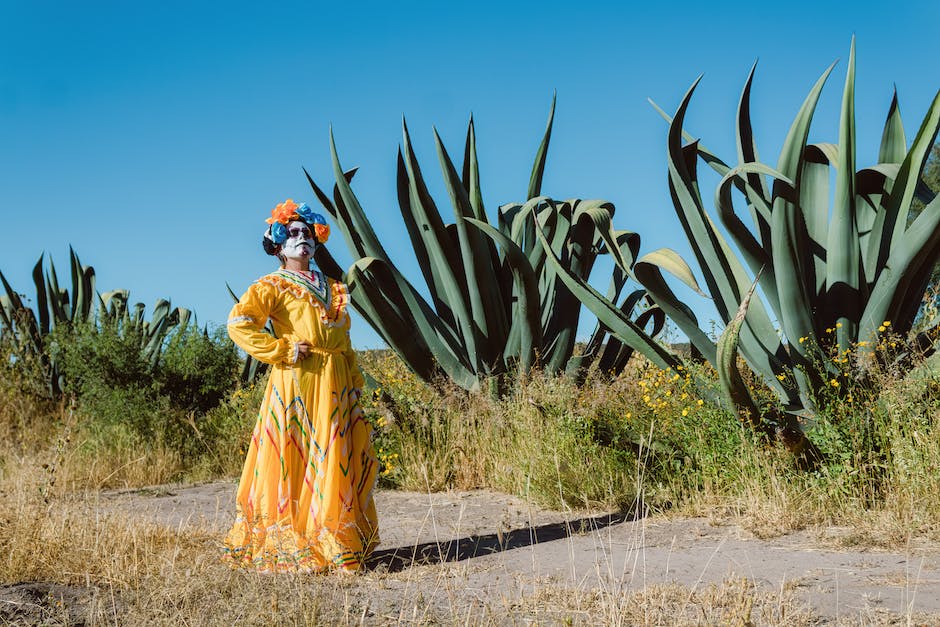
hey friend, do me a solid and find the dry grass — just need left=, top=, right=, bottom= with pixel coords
left=0, top=447, right=828, bottom=626
left=2, top=347, right=940, bottom=622
left=519, top=577, right=817, bottom=626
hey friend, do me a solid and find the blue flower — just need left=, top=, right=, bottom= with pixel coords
left=269, top=222, right=287, bottom=244
left=296, top=203, right=326, bottom=226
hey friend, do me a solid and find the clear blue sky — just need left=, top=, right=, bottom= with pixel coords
left=2, top=1, right=938, bottom=348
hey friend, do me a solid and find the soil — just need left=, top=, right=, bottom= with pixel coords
left=3, top=482, right=940, bottom=624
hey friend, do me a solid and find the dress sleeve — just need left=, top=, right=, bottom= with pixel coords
left=227, top=281, right=300, bottom=366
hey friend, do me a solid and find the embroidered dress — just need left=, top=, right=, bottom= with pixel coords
left=223, top=267, right=378, bottom=572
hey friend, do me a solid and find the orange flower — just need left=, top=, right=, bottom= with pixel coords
left=313, top=223, right=330, bottom=243
left=266, top=199, right=300, bottom=225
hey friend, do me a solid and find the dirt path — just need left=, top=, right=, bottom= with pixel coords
left=94, top=481, right=940, bottom=622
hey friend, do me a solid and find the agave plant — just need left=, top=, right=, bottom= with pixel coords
left=0, top=248, right=97, bottom=397
left=636, top=39, right=940, bottom=442
left=304, top=101, right=680, bottom=392
left=97, top=289, right=193, bottom=369
left=0, top=248, right=192, bottom=398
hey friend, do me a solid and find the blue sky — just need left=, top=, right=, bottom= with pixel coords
left=1, top=1, right=938, bottom=348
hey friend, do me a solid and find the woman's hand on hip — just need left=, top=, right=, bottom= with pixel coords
left=295, top=341, right=312, bottom=361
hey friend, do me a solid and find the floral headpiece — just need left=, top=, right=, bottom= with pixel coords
left=263, top=198, right=330, bottom=247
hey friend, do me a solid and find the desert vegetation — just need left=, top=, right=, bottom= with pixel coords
left=2, top=40, right=940, bottom=623
left=2, top=291, right=940, bottom=622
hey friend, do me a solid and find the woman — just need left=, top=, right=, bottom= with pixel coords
left=223, top=198, right=378, bottom=573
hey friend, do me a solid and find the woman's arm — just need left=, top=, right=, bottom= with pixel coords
left=227, top=282, right=302, bottom=366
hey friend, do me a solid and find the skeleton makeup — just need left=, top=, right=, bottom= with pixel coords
left=280, top=220, right=316, bottom=264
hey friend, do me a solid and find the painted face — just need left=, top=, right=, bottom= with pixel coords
left=280, top=220, right=315, bottom=262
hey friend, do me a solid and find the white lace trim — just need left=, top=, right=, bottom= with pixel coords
left=290, top=342, right=300, bottom=365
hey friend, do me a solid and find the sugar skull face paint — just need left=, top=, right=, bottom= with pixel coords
left=280, top=220, right=315, bottom=263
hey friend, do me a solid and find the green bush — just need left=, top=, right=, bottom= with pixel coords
left=46, top=320, right=241, bottom=480
left=155, top=326, right=239, bottom=414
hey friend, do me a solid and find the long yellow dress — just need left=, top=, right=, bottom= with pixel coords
left=223, top=267, right=378, bottom=572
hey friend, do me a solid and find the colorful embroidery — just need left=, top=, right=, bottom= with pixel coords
left=222, top=326, right=376, bottom=573
left=257, top=268, right=350, bottom=323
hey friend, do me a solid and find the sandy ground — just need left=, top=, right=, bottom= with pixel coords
left=3, top=481, right=940, bottom=623
left=84, top=481, right=940, bottom=622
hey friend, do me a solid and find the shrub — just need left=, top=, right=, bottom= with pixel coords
left=43, top=321, right=242, bottom=484
left=155, top=326, right=239, bottom=415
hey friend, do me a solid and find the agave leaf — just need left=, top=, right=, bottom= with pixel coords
left=534, top=217, right=681, bottom=371
left=0, top=267, right=42, bottom=355
left=32, top=255, right=49, bottom=335
left=571, top=200, right=630, bottom=272
left=434, top=127, right=510, bottom=365
left=82, top=266, right=96, bottom=323
left=462, top=116, right=503, bottom=276
left=879, top=89, right=907, bottom=165
left=225, top=282, right=241, bottom=304
left=812, top=142, right=840, bottom=165
left=669, top=81, right=804, bottom=405
left=636, top=248, right=707, bottom=297
left=715, top=162, right=791, bottom=313
left=634, top=249, right=717, bottom=364
left=143, top=299, right=172, bottom=367
left=800, top=145, right=832, bottom=299
left=176, top=307, right=193, bottom=329
left=716, top=271, right=774, bottom=439
left=305, top=165, right=359, bottom=254
left=544, top=200, right=611, bottom=373
left=0, top=269, right=26, bottom=315
left=69, top=247, right=84, bottom=324
left=0, top=294, right=13, bottom=334
left=346, top=257, right=479, bottom=391
left=527, top=93, right=555, bottom=200
left=304, top=165, right=355, bottom=219
left=598, top=305, right=665, bottom=374
left=827, top=38, right=861, bottom=350
left=99, top=289, right=128, bottom=320
left=466, top=218, right=542, bottom=370
left=45, top=260, right=69, bottom=324
left=461, top=115, right=487, bottom=223
left=570, top=291, right=654, bottom=379
left=313, top=245, right=345, bottom=282
left=862, top=193, right=940, bottom=338
left=868, top=88, right=940, bottom=281
left=668, top=83, right=795, bottom=389
left=648, top=96, right=732, bottom=178
left=735, top=62, right=773, bottom=241
left=399, top=121, right=478, bottom=365
left=329, top=130, right=392, bottom=263
left=770, top=60, right=836, bottom=358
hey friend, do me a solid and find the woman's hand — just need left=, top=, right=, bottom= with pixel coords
left=295, top=341, right=312, bottom=361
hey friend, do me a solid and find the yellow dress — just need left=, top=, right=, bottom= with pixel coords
left=223, top=267, right=378, bottom=572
